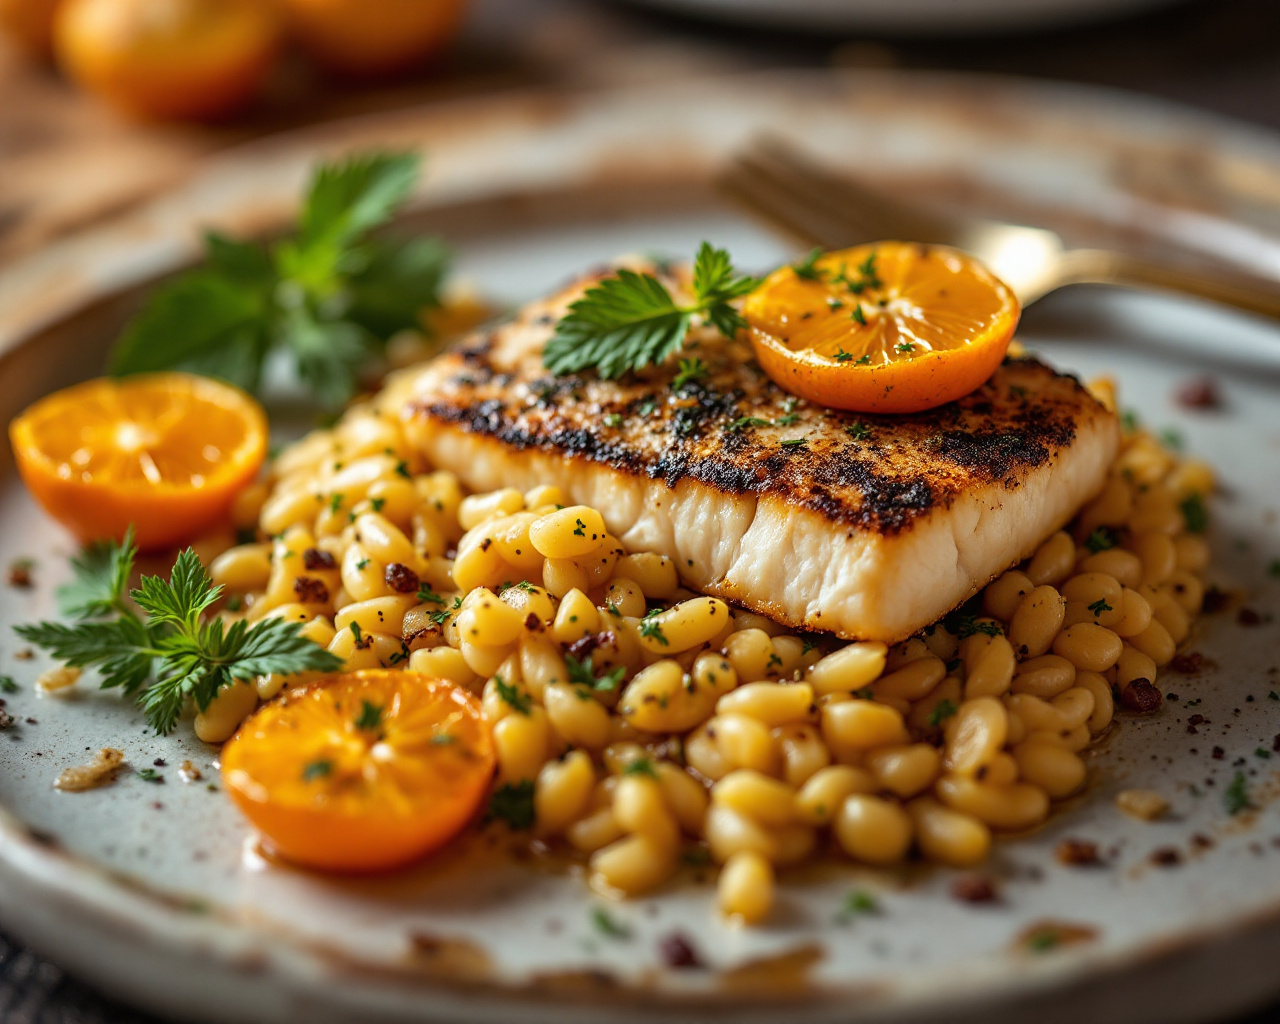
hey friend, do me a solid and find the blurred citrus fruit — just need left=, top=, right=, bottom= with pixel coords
left=743, top=242, right=1020, bottom=414
left=54, top=0, right=280, bottom=120
left=0, top=0, right=61, bottom=57
left=223, top=671, right=495, bottom=872
left=280, top=0, right=465, bottom=77
left=9, top=372, right=268, bottom=551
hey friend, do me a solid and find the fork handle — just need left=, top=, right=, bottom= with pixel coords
left=1057, top=248, right=1280, bottom=320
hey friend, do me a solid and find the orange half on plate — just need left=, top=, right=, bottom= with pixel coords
left=743, top=242, right=1021, bottom=414
left=8, top=372, right=268, bottom=551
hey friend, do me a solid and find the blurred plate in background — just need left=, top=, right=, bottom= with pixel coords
left=616, top=0, right=1188, bottom=33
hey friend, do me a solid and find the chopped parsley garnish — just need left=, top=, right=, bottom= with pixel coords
left=851, top=305, right=867, bottom=326
left=791, top=247, right=825, bottom=281
left=394, top=460, right=411, bottom=480
left=543, top=243, right=758, bottom=379
left=1088, top=598, right=1113, bottom=617
left=895, top=341, right=913, bottom=353
left=328, top=493, right=344, bottom=514
left=1158, top=428, right=1184, bottom=451
left=14, top=539, right=340, bottom=734
left=835, top=348, right=854, bottom=363
left=621, top=758, right=659, bottom=779
left=846, top=422, right=872, bottom=441
left=494, top=674, right=531, bottom=716
left=416, top=584, right=445, bottom=605
left=672, top=357, right=709, bottom=389
left=354, top=700, right=384, bottom=731
left=638, top=400, right=657, bottom=417
left=356, top=557, right=370, bottom=571
left=835, top=888, right=880, bottom=924
left=428, top=597, right=462, bottom=626
left=107, top=151, right=448, bottom=409
left=0, top=676, right=17, bottom=694
left=1255, top=747, right=1271, bottom=759
left=780, top=437, right=808, bottom=448
left=1085, top=528, right=1118, bottom=553
left=137, top=768, right=164, bottom=783
left=774, top=413, right=800, bottom=426
left=927, top=699, right=958, bottom=726
left=303, top=759, right=333, bottom=782
left=1180, top=493, right=1209, bottom=534
left=1224, top=771, right=1252, bottom=815
left=948, top=615, right=1003, bottom=639
left=369, top=497, right=386, bottom=513
left=855, top=354, right=871, bottom=365
left=640, top=610, right=669, bottom=646
left=1269, top=691, right=1280, bottom=701
left=1120, top=409, right=1140, bottom=433
left=603, top=413, right=623, bottom=428
left=349, top=621, right=364, bottom=644
left=727, top=416, right=771, bottom=432
left=500, top=580, right=536, bottom=594
left=591, top=906, right=632, bottom=939
left=487, top=780, right=536, bottom=829
left=430, top=733, right=458, bottom=745
left=566, top=653, right=626, bottom=694
left=573, top=518, right=587, bottom=537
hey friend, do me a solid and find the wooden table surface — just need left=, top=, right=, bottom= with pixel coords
left=1, top=0, right=1278, bottom=1021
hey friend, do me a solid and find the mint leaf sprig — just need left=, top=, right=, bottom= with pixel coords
left=109, top=151, right=450, bottom=410
left=14, top=535, right=340, bottom=735
left=543, top=243, right=758, bottom=379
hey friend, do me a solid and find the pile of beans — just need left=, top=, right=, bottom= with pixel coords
left=204, top=386, right=1213, bottom=924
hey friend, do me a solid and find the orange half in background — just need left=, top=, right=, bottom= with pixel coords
left=743, top=242, right=1021, bottom=414
left=8, top=372, right=268, bottom=551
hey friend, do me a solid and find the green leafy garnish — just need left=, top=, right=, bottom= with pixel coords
left=1088, top=598, right=1113, bottom=617
left=780, top=437, right=808, bottom=448
left=565, top=653, right=626, bottom=694
left=851, top=305, right=867, bottom=326
left=1085, top=528, right=1118, bottom=553
left=591, top=906, right=632, bottom=939
left=791, top=248, right=825, bottom=281
left=109, top=151, right=448, bottom=409
left=488, top=780, right=536, bottom=829
left=0, top=676, right=17, bottom=694
left=621, top=758, right=659, bottom=779
left=846, top=422, right=872, bottom=441
left=354, top=700, right=384, bottom=731
left=303, top=759, right=333, bottom=782
left=927, top=699, right=958, bottom=726
left=1180, top=493, right=1209, bottom=534
left=543, top=243, right=758, bottom=379
left=948, top=615, right=1002, bottom=640
left=726, top=416, right=771, bottom=432
left=639, top=610, right=669, bottom=646
left=57, top=529, right=138, bottom=620
left=137, top=768, right=163, bottom=783
left=494, top=674, right=531, bottom=716
left=416, top=584, right=445, bottom=605
left=14, top=542, right=341, bottom=734
left=672, top=357, right=709, bottom=389
left=1224, top=771, right=1252, bottom=816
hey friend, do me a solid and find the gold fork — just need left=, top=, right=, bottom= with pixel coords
left=717, top=136, right=1280, bottom=319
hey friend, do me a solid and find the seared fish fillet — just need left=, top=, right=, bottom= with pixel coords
left=394, top=271, right=1120, bottom=642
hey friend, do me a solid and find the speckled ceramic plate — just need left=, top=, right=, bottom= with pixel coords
left=0, top=71, right=1279, bottom=1024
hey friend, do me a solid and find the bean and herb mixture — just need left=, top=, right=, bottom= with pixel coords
left=197, top=378, right=1213, bottom=923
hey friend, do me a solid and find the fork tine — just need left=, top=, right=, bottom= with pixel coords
left=747, top=136, right=963, bottom=244
left=719, top=134, right=968, bottom=251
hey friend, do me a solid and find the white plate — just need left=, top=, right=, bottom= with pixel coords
left=1, top=71, right=1279, bottom=1024
left=612, top=0, right=1185, bottom=34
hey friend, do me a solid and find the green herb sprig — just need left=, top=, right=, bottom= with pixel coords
left=110, top=151, right=449, bottom=410
left=543, top=243, right=758, bottom=379
left=14, top=532, right=341, bottom=734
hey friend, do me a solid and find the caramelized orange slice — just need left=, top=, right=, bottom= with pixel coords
left=9, top=372, right=267, bottom=551
left=743, top=242, right=1020, bottom=414
left=221, top=671, right=494, bottom=873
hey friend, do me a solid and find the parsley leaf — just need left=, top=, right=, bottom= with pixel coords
left=15, top=543, right=341, bottom=735
left=1180, top=493, right=1209, bottom=534
left=927, top=699, right=958, bottom=726
left=565, top=653, right=626, bottom=694
left=488, top=780, right=536, bottom=829
left=622, top=758, right=659, bottom=779
left=1224, top=771, right=1252, bottom=816
left=494, top=674, right=531, bottom=716
left=1088, top=598, right=1113, bottom=617
left=354, top=701, right=384, bottom=731
left=639, top=610, right=669, bottom=646
left=846, top=422, right=872, bottom=441
left=791, top=248, right=825, bottom=281
left=1085, top=528, right=1118, bottom=553
left=57, top=527, right=137, bottom=620
left=543, top=243, right=758, bottom=379
left=110, top=151, right=449, bottom=410
left=672, top=357, right=709, bottom=389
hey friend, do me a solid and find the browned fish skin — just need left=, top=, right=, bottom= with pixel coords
left=395, top=269, right=1120, bottom=641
